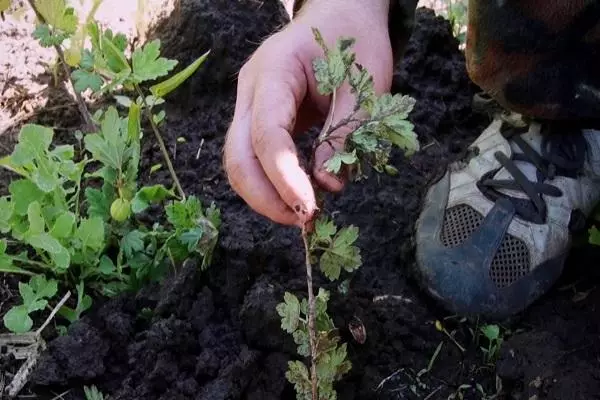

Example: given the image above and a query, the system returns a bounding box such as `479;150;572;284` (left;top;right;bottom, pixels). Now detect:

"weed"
439;0;468;46
277;28;419;400
479;324;503;364
0;0;219;333
84;385;106;400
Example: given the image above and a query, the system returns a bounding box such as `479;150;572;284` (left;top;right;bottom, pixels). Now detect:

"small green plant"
0;0;219;334
443;0;468;46
2;275;58;333
277;28;419;400
84;385;106;400
479;324;503;364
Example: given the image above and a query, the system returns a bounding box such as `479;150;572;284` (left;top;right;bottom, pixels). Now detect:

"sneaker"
415;110;600;319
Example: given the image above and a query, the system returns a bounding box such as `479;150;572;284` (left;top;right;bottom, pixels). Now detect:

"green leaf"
131;39;178;83
152;110;166;125
75;217;105;251
350;128;379;153
149;163;162;174
0;240;35;276
34;0;77;33
311;28;355;95
72;69;103;93
372;93;416;121
50;212;76;239
50;145;75;160
26;232;62;253
98;255;116;275
293;329;311;357
0;0;10;13
84;385;105;400
85;187;112;221
166;196;203;230
8;124;62;193
276;292;301;333
150;49;210;97
179;227;204;252
313;217;336;246
349;63;375;111
9;180;45;216
121;230;145;259
28;275;58;300
589;226;600;246
131;184;174;213
33;24;69;47
0;197;14;233
324;150;357;174
100;33;130;74
480;324;500;341
320;225;362;281
11;124;53;167
27;201;45;235
285;361;312;400
26;233;70;270
80;49;95;70
3;305;32;333
206;203;222;230
127;102;141;142
382;117;419;156
84;107;127;169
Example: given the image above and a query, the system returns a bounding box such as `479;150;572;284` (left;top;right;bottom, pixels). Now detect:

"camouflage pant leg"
465;0;600;120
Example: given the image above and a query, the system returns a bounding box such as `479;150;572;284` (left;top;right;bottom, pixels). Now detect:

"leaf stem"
302;224;319;400
318;89;337;143
9;256;53;272
134;84;186;200
26;0;96;132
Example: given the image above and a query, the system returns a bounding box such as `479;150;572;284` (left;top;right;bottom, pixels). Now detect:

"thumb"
312;89;364;192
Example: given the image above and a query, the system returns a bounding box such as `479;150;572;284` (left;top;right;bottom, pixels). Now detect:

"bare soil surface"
1;1;599;399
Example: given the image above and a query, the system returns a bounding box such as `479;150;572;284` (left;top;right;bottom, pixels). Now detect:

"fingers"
223;66;301;226
251;67;317;223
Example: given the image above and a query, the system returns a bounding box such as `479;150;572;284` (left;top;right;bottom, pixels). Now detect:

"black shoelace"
476;124;587;224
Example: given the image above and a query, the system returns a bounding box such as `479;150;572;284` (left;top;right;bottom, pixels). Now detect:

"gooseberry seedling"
277;28;419;400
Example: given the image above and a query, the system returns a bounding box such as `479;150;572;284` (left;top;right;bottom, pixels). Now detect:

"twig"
5;341;44;397
50;389;72;400
196;138;204;160
424;386;443;400
134;84;186;200
36;291;71;336
375;369;403;391
301;225;318;400
25;0;96;132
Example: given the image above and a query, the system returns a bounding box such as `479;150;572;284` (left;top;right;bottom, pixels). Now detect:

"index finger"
251;66;317;222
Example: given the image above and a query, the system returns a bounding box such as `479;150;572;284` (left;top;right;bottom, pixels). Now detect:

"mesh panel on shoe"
440;205;530;288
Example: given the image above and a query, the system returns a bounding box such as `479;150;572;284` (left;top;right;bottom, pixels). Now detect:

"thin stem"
302;225;318;400
26;0;96;132
318;89;337;143
9;256;53;272
36;291;71;336
134;84;186;200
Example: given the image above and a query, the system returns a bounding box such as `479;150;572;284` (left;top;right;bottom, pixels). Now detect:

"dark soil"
1;1;599;399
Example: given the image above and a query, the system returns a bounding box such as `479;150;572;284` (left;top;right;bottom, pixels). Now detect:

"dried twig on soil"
2;292;71;398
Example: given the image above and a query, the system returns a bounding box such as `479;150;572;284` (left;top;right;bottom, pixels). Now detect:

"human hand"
223;0;393;226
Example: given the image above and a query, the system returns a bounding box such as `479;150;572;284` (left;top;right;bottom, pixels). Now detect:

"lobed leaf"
132;39;178;83
276;292;301;333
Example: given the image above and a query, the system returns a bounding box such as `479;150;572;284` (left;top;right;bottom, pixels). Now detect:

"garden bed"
1;1;600;399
